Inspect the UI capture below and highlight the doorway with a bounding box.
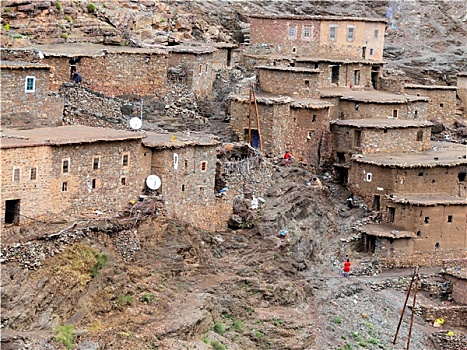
[362,46,366,59]
[244,129,260,149]
[387,207,395,223]
[372,195,381,211]
[331,66,339,84]
[4,199,20,224]
[371,71,379,89]
[353,70,361,85]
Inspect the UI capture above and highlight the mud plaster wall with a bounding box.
[444,275,467,304]
[1,140,148,224]
[348,163,466,203]
[457,76,467,110]
[290,107,331,168]
[211,48,229,71]
[0,68,63,129]
[149,146,231,231]
[248,18,385,61]
[168,52,214,99]
[258,68,320,98]
[331,125,431,160]
[39,53,168,97]
[388,203,466,251]
[403,87,458,126]
[339,100,428,120]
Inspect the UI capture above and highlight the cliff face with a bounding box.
[1,0,466,83]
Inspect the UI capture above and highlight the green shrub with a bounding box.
[54,324,77,350]
[140,292,155,303]
[87,3,97,13]
[368,337,378,345]
[213,321,224,336]
[233,319,243,332]
[4,8,12,13]
[60,33,68,39]
[90,253,108,277]
[202,337,209,344]
[55,1,62,12]
[65,15,72,22]
[210,340,226,350]
[3,23,10,31]
[332,317,342,324]
[116,294,134,310]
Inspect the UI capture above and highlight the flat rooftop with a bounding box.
[390,193,467,206]
[256,65,320,74]
[320,87,428,103]
[0,61,51,70]
[356,223,417,239]
[3,43,167,57]
[244,53,382,65]
[230,92,332,108]
[0,126,144,149]
[249,14,387,23]
[330,119,433,129]
[352,141,467,168]
[142,131,220,149]
[404,84,457,90]
[168,45,216,54]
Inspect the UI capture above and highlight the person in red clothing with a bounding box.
[283,151,293,166]
[342,258,351,277]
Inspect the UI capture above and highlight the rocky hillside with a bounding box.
[1,0,466,83]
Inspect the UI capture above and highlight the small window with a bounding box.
[200,161,207,172]
[199,64,202,73]
[25,76,36,92]
[329,26,337,40]
[458,172,466,182]
[366,173,372,182]
[369,48,374,56]
[62,182,68,192]
[91,179,96,189]
[435,242,440,250]
[384,129,388,133]
[392,110,398,118]
[440,103,444,107]
[414,110,418,118]
[305,80,310,87]
[424,217,430,224]
[173,153,179,170]
[374,29,379,37]
[182,184,185,191]
[93,157,100,170]
[416,130,423,141]
[354,130,361,147]
[447,215,453,222]
[355,104,359,111]
[303,26,311,38]
[288,25,296,37]
[121,177,126,185]
[347,27,355,41]
[122,153,129,167]
[416,231,421,237]
[312,115,317,122]
[292,47,297,53]
[185,159,189,169]
[13,167,20,182]
[30,168,37,180]
[419,172,424,176]
[62,160,69,174]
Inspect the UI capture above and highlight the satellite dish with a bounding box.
[146,175,161,190]
[129,117,142,130]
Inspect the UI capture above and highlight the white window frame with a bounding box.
[329,25,338,40]
[200,161,208,172]
[12,167,21,182]
[62,158,70,175]
[30,167,37,181]
[288,25,296,37]
[303,26,312,39]
[366,173,373,182]
[369,48,374,56]
[347,26,355,42]
[173,153,179,170]
[25,76,36,93]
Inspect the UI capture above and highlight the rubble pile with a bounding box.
[429,331,467,350]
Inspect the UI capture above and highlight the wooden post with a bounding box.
[248,87,252,147]
[393,266,418,345]
[406,270,419,350]
[251,87,262,151]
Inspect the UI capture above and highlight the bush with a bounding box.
[4,7,12,13]
[3,23,10,31]
[213,321,224,336]
[233,319,243,332]
[65,15,72,22]
[90,253,108,277]
[55,1,62,12]
[140,292,155,303]
[87,3,97,13]
[210,340,226,350]
[116,294,134,310]
[54,324,77,350]
[332,317,342,324]
[60,33,68,39]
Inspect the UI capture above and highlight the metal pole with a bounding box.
[406,269,420,350]
[248,87,252,146]
[140,98,143,123]
[251,87,262,151]
[393,266,417,345]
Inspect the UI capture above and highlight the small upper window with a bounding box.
[366,173,373,182]
[13,167,20,182]
[93,157,100,170]
[201,161,207,172]
[329,26,337,40]
[416,130,423,141]
[25,76,36,93]
[30,168,37,180]
[288,25,296,37]
[62,182,68,192]
[374,29,379,37]
[347,27,355,41]
[122,154,129,167]
[369,48,374,55]
[62,160,69,174]
[303,26,311,38]
[173,153,179,170]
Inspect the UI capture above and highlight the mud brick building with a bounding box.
[2,44,168,97]
[1,126,148,224]
[229,94,332,168]
[142,132,232,231]
[167,45,216,99]
[443,266,467,305]
[0,61,63,129]
[248,15,386,62]
[457,72,467,110]
[403,84,458,125]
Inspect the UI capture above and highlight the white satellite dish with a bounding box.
[146,175,161,190]
[129,117,142,130]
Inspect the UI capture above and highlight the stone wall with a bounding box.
[148,145,231,231]
[1,140,149,224]
[457,75,467,111]
[331,124,432,160]
[417,305,467,327]
[403,86,458,126]
[258,68,320,98]
[338,100,428,120]
[0,67,63,129]
[168,52,215,99]
[349,163,466,203]
[444,275,467,305]
[248,17,385,61]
